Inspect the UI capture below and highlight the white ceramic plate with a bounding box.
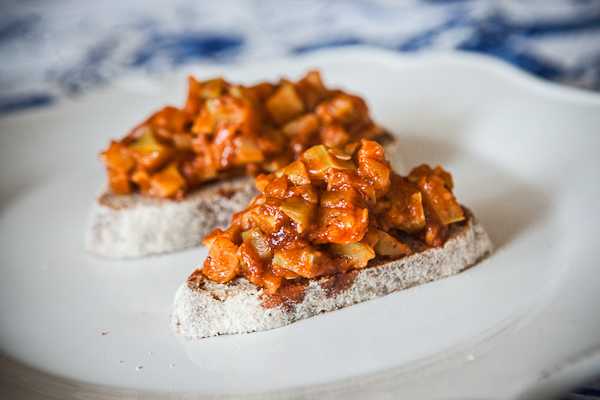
[1,48,599,400]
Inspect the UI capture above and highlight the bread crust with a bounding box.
[171,212,493,339]
[85,140,404,259]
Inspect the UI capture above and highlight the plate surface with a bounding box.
[1,48,600,399]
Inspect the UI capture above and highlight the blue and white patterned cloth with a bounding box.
[1,0,600,397]
[1,0,600,116]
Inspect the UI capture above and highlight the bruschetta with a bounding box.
[86,71,398,258]
[171,139,492,338]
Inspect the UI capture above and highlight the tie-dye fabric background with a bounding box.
[1,0,599,397]
[1,0,600,116]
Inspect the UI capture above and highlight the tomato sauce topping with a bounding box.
[194,139,466,294]
[101,71,384,199]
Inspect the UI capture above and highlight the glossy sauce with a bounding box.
[196,140,466,297]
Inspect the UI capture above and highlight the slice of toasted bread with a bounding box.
[85,177,257,258]
[171,211,492,339]
[86,139,404,259]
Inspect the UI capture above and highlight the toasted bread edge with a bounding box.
[171,211,493,339]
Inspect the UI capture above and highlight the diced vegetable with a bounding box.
[329,242,375,269]
[172,132,192,151]
[203,226,241,248]
[128,128,173,171]
[280,197,315,233]
[202,237,240,283]
[197,96,254,136]
[351,177,377,205]
[324,169,356,191]
[301,70,325,90]
[184,77,227,114]
[223,96,252,128]
[107,170,131,194]
[201,78,227,99]
[241,204,283,235]
[295,70,327,109]
[261,271,283,294]
[289,184,319,204]
[102,141,135,172]
[238,242,265,285]
[266,83,305,125]
[183,147,219,182]
[261,156,291,173]
[151,106,190,138]
[316,94,366,125]
[319,124,350,148]
[234,136,264,164]
[257,127,286,156]
[271,263,301,279]
[372,230,411,257]
[423,216,447,248]
[302,145,355,179]
[387,177,426,232]
[241,228,273,260]
[283,160,311,185]
[184,76,203,115]
[357,139,385,162]
[191,107,215,135]
[255,174,273,193]
[148,163,185,198]
[248,82,275,100]
[320,189,360,209]
[408,164,454,190]
[202,229,226,247]
[272,246,332,278]
[311,207,368,244]
[263,175,288,199]
[417,175,464,225]
[343,141,360,156]
[283,114,319,138]
[131,168,151,193]
[358,157,390,197]
[128,128,161,153]
[328,147,352,160]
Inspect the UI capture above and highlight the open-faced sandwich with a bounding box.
[172,139,492,339]
[86,71,399,258]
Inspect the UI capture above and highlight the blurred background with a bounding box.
[1,0,599,398]
[1,0,600,116]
